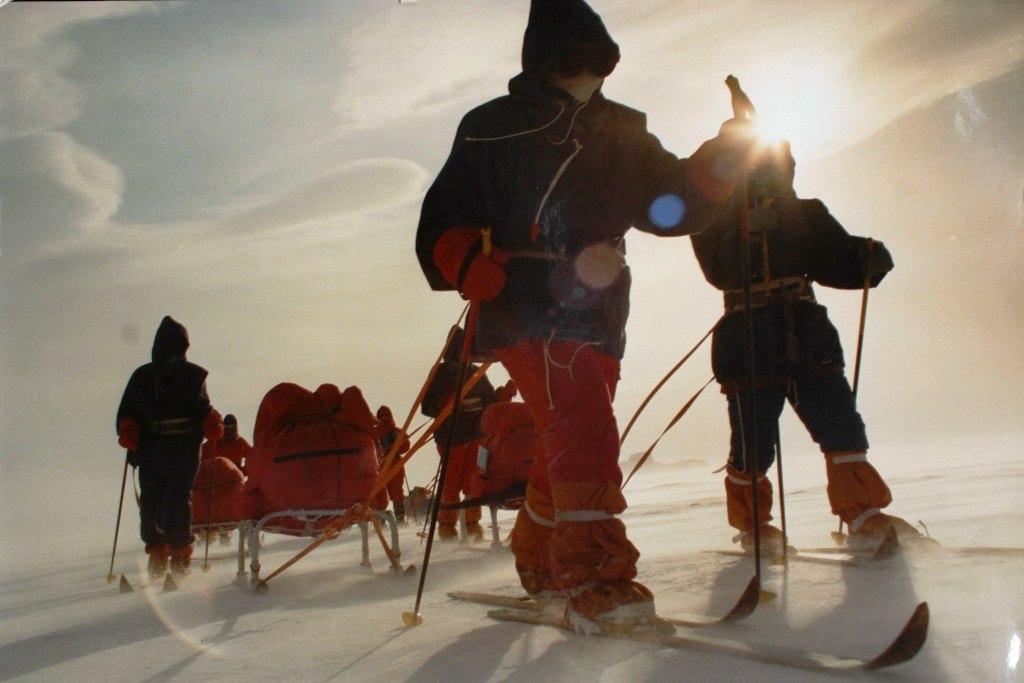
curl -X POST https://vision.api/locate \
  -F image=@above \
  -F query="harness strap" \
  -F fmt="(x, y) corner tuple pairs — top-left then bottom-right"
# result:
(149, 417), (193, 436)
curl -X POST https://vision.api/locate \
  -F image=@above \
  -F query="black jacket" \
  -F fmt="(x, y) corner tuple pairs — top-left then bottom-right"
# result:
(416, 1), (720, 359)
(691, 197), (894, 386)
(116, 317), (213, 449)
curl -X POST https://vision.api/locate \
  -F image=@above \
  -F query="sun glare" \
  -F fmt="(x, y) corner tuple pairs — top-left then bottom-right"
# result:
(743, 59), (848, 160)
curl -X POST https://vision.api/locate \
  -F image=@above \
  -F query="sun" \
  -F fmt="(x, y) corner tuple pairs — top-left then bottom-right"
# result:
(742, 60), (849, 161)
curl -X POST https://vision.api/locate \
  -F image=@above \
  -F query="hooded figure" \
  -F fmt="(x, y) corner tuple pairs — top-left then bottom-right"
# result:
(116, 316), (223, 578)
(415, 0), (765, 627)
(688, 145), (924, 554)
(201, 413), (252, 472)
(422, 327), (497, 539)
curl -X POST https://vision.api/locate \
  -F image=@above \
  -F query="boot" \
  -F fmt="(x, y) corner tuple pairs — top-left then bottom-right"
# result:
(847, 511), (937, 550)
(824, 452), (892, 522)
(509, 485), (556, 596)
(733, 523), (790, 560)
(437, 522), (459, 541)
(466, 521), (484, 543)
(724, 465), (773, 532)
(169, 544), (193, 577)
(565, 580), (658, 634)
(393, 500), (407, 525)
(145, 542), (170, 579)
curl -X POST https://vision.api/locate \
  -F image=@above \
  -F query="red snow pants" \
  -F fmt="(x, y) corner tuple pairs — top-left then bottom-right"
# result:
(496, 339), (640, 593)
(436, 441), (482, 526)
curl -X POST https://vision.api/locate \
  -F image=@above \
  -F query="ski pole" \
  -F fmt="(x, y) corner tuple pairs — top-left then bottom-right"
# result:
(836, 240), (875, 542)
(403, 302), (481, 626)
(404, 230), (491, 624)
(726, 74), (763, 585)
(202, 456), (215, 572)
(106, 453), (131, 583)
(852, 239), (874, 399)
(759, 235), (789, 565)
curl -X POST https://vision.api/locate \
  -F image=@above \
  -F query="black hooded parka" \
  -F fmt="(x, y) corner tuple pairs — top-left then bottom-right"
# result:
(416, 0), (721, 360)
(116, 316), (214, 548)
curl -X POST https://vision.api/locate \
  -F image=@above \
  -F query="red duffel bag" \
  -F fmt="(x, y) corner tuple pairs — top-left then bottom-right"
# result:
(241, 383), (386, 531)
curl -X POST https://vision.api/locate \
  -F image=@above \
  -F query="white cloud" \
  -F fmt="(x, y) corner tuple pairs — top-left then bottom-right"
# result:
(0, 132), (123, 254)
(223, 158), (430, 235)
(331, 0), (525, 130)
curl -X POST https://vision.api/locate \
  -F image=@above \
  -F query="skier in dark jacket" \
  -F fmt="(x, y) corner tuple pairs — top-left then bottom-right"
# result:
(116, 316), (223, 577)
(416, 0), (766, 628)
(691, 143), (924, 554)
(422, 327), (497, 540)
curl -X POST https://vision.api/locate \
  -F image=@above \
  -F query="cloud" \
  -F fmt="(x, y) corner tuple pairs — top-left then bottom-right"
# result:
(0, 67), (81, 138)
(0, 2), (165, 141)
(223, 158), (430, 234)
(332, 0), (525, 130)
(0, 132), (123, 255)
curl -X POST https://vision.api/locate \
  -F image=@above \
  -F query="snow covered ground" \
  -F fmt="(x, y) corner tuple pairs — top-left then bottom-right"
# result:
(3, 439), (1022, 682)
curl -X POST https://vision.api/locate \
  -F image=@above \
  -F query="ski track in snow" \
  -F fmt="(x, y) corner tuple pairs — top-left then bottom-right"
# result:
(2, 446), (1022, 682)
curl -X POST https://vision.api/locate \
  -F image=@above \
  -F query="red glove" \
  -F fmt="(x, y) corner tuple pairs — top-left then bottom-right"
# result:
(433, 228), (509, 302)
(117, 416), (140, 451)
(203, 409), (225, 441)
(685, 117), (761, 203)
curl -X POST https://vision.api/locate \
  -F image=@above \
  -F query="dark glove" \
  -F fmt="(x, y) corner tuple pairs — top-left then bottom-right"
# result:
(861, 240), (894, 284)
(117, 416), (140, 451)
(685, 117), (764, 202)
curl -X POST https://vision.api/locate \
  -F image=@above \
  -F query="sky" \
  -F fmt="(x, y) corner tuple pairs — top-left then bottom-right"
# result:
(1, 0), (1022, 568)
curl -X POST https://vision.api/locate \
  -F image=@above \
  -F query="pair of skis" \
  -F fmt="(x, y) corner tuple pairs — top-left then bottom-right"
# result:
(449, 573), (929, 673)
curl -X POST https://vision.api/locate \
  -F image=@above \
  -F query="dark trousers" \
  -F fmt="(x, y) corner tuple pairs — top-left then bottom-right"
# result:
(727, 371), (869, 473)
(138, 437), (201, 548)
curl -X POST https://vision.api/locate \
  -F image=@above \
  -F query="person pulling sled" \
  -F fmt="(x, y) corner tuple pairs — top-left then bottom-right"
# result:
(689, 141), (929, 557)
(376, 405), (410, 524)
(422, 328), (498, 542)
(116, 316), (224, 578)
(416, 0), (766, 631)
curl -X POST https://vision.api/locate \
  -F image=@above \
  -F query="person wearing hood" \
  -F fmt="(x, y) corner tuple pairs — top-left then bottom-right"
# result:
(201, 413), (251, 473)
(689, 144), (927, 555)
(421, 327), (497, 541)
(416, 0), (767, 628)
(116, 316), (224, 578)
(375, 405), (410, 524)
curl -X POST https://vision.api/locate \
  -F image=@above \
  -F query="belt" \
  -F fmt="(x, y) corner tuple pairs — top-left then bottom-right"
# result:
(723, 276), (814, 313)
(148, 417), (194, 437)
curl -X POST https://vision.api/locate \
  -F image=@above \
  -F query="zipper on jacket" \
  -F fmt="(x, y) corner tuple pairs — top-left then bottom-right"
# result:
(532, 138), (583, 242)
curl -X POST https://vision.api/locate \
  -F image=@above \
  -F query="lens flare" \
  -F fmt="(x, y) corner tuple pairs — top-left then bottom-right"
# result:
(574, 243), (623, 289)
(648, 194), (686, 230)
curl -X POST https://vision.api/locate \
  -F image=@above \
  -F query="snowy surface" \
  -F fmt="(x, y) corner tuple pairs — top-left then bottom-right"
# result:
(3, 442), (1022, 682)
